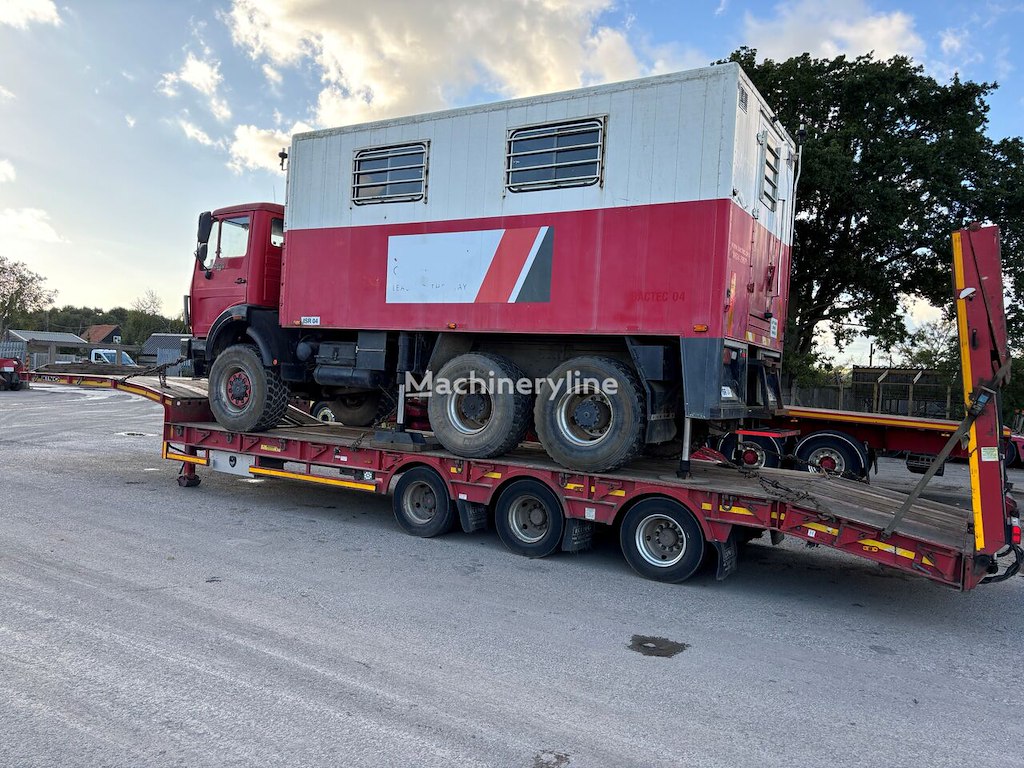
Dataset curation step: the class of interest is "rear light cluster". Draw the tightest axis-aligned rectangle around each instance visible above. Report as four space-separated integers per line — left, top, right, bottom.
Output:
1010 517 1021 546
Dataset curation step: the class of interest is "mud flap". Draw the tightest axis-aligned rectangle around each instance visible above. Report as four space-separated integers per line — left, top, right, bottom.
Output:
714 530 739 580
561 518 594 552
456 499 488 533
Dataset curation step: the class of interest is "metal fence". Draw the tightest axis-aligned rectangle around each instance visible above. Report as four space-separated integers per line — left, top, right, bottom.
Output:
786 367 964 420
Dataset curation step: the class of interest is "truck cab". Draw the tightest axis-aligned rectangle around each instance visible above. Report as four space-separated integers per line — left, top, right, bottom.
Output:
185 202 285 374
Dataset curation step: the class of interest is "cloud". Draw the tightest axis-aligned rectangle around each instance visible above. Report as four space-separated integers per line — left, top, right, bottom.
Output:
261 63 282 86
221 0 683 129
228 121 312 172
177 119 222 148
743 0 925 62
0 159 14 183
939 29 961 56
0 0 60 28
159 51 232 121
125 114 136 128
0 208 68 243
0 85 15 102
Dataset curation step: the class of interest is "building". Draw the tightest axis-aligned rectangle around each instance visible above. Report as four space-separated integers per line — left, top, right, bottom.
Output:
140 333 190 375
3 329 88 367
82 324 122 345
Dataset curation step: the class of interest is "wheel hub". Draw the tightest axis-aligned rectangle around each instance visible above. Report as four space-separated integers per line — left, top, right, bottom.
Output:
226 371 251 407
741 448 760 466
460 393 488 421
636 513 687 567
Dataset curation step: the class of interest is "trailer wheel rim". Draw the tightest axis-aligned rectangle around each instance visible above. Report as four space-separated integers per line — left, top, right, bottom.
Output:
402 480 438 524
225 369 252 410
807 447 844 473
739 441 767 468
315 406 337 423
447 391 493 435
635 513 686 567
507 494 549 544
555 386 614 447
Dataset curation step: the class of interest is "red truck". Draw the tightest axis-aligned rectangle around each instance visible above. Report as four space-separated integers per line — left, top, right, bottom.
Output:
183 64 798 474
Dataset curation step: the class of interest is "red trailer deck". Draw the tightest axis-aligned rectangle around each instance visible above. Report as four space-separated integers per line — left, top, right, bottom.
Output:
27 368 1018 592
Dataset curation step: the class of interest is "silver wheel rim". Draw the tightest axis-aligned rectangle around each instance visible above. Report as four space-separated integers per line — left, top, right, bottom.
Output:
806 446 845 474
316 406 337 423
737 440 768 469
635 513 686 567
555 384 614 447
402 481 438 524
446 391 493 435
507 494 549 544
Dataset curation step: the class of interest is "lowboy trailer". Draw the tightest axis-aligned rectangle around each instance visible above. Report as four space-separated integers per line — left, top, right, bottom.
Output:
28 226 1023 590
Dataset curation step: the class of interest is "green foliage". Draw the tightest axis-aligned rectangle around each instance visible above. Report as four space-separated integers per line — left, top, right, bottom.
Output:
896 320 959 373
0 255 56 334
728 48 1022 368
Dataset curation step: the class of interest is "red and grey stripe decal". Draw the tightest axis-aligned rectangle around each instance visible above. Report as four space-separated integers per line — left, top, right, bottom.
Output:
476 226 552 303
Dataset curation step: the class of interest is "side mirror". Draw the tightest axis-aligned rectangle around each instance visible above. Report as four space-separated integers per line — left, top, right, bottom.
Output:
197 211 214 245
195 242 208 265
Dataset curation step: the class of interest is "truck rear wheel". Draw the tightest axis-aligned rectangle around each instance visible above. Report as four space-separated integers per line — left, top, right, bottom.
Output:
208 344 289 432
619 498 706 583
534 356 645 473
427 353 531 459
393 467 456 537
494 479 565 557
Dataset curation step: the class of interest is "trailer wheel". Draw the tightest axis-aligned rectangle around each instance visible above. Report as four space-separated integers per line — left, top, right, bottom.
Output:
795 431 868 478
1004 439 1020 469
427 353 531 459
718 433 783 469
534 356 645 473
208 344 289 432
619 498 706 583
494 479 565 557
393 467 456 538
312 393 379 426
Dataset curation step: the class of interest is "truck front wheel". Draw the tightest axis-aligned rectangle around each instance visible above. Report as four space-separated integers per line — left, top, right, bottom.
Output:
534 356 645 473
208 344 289 432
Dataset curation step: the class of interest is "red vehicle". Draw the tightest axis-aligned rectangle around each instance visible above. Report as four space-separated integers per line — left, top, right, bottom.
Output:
0 356 27 390
183 64 798 474
44 225 1021 590
719 406 1024 478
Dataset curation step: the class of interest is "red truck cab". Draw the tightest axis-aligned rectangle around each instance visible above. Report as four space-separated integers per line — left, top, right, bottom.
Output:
185 202 284 372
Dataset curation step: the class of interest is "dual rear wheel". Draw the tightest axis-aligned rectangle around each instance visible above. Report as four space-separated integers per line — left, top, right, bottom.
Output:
427 353 646 473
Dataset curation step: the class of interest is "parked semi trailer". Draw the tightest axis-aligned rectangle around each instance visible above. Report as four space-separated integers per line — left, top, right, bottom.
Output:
181 63 799 474
720 405 1024 478
32 225 1023 589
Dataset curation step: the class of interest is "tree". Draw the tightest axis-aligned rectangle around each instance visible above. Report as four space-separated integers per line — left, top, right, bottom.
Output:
896 320 959 372
728 49 1021 368
124 288 176 345
0 255 56 334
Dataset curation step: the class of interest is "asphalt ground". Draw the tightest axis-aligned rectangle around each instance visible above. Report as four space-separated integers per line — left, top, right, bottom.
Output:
1 385 1021 768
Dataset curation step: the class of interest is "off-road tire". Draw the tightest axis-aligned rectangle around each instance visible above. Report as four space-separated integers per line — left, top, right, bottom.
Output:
534 356 645 473
427 353 532 459
208 344 288 432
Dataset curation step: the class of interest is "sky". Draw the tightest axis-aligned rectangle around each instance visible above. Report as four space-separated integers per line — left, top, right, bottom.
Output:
1 0 1022 364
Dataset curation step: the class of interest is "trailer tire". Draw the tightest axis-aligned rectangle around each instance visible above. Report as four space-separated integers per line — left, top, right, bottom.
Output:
393 467 456 538
427 353 531 459
1004 439 1020 469
313 393 379 426
718 433 783 469
208 344 289 433
534 356 645 473
795 431 868 479
619 498 706 583
494 479 565 558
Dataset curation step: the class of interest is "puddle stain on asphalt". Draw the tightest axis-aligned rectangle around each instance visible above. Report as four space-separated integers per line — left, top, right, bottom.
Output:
628 635 689 657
